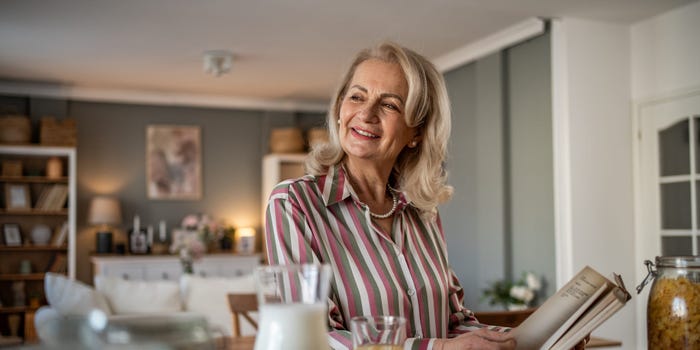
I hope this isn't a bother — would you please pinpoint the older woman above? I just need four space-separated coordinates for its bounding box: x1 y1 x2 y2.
265 42 514 350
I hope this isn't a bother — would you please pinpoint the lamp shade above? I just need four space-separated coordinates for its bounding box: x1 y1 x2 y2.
88 196 122 226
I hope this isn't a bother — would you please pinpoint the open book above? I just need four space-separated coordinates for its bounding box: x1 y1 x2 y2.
509 266 631 350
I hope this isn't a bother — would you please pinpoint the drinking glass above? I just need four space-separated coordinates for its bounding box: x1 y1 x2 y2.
254 264 332 350
351 315 407 350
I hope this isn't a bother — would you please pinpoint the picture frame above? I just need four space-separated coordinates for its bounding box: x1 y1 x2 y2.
236 235 256 254
4 183 31 210
3 223 22 246
146 125 202 200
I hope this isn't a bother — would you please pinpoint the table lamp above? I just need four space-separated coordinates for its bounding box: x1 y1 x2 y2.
88 196 122 254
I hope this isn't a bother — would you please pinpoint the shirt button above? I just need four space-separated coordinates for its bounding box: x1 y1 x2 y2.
416 333 422 338
407 289 415 296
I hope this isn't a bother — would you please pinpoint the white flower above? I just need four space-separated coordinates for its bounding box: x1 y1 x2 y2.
510 285 535 304
526 272 542 291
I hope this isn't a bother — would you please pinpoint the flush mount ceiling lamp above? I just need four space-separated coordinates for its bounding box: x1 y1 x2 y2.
203 50 233 77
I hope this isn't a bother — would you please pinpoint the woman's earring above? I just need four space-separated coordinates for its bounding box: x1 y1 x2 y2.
409 141 417 147
337 119 341 125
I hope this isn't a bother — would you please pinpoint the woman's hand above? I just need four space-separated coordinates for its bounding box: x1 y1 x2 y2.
433 329 516 350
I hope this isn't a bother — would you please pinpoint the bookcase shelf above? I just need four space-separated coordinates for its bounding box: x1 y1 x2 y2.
0 145 76 343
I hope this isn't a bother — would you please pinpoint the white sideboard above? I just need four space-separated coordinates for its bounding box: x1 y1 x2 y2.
91 254 261 281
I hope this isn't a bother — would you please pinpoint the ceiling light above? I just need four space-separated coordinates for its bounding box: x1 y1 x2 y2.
203 50 233 77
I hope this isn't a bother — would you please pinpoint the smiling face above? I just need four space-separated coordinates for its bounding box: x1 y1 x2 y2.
338 59 418 168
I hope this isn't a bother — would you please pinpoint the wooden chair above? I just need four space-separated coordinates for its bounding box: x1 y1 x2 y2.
227 293 259 337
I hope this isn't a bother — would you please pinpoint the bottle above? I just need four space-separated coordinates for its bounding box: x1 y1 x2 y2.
637 256 700 349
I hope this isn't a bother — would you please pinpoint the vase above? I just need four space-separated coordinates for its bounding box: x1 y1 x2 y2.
181 259 194 274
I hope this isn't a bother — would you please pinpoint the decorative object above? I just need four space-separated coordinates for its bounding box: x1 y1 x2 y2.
3 223 22 246
482 271 543 311
170 213 227 273
203 50 233 77
88 196 122 254
269 127 304 153
11 281 25 307
4 183 30 210
1 160 22 177
19 260 32 274
146 125 201 200
45 157 63 179
235 227 256 254
30 224 52 245
7 314 20 337
39 116 77 146
128 215 149 254
0 115 31 144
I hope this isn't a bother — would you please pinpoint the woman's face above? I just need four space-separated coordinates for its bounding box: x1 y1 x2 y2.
338 59 417 167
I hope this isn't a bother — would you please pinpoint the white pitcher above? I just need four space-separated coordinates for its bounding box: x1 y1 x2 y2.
254 264 332 350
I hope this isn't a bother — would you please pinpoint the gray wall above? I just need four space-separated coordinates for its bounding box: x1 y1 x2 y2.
0 96 324 283
441 33 554 310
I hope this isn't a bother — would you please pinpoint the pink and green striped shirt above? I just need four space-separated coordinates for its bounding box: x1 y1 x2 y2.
265 164 502 350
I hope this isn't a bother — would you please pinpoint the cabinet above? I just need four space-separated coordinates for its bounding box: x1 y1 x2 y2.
0 145 76 343
91 254 261 281
261 153 307 216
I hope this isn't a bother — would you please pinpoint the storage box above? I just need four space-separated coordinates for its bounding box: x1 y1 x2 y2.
1 160 23 177
40 117 77 146
0 115 31 144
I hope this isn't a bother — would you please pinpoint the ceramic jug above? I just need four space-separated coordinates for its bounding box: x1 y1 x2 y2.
254 264 332 350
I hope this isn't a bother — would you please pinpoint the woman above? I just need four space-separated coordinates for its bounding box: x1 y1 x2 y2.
265 41 515 350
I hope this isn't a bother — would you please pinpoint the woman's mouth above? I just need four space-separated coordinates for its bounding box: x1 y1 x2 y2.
352 127 379 139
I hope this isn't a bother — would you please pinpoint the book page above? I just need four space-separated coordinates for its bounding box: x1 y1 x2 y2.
509 266 610 350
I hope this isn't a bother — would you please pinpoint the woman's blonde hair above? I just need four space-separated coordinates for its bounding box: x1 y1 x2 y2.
307 41 453 218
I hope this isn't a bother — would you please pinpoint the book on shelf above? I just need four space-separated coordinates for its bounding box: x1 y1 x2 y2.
509 265 631 350
34 184 68 211
51 221 68 247
47 254 67 273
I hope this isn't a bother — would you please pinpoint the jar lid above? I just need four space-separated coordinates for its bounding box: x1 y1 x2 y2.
655 255 700 268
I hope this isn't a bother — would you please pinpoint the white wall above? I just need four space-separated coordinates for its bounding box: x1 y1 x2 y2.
631 1 700 100
552 18 636 348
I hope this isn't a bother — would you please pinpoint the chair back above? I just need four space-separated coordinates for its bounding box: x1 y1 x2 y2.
227 293 258 337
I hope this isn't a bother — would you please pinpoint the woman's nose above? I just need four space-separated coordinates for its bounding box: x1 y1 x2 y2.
357 102 379 122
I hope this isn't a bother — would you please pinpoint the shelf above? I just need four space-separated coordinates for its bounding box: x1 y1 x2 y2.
0 209 67 216
0 306 28 314
0 176 68 183
0 245 67 252
0 273 45 281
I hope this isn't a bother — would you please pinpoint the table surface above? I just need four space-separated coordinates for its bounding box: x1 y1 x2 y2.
223 336 621 349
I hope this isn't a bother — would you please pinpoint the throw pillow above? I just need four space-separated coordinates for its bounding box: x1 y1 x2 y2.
95 276 182 314
44 272 112 316
180 274 256 336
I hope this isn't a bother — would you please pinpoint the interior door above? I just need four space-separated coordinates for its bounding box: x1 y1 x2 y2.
637 90 700 348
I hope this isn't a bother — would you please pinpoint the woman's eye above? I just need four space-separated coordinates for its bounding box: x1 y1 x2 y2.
383 103 399 111
349 95 362 102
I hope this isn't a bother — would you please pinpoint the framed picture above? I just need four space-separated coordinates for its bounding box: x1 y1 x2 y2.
3 223 22 246
4 183 31 210
146 125 202 200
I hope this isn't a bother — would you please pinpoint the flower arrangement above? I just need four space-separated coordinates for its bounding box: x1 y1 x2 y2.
169 213 231 273
482 271 542 311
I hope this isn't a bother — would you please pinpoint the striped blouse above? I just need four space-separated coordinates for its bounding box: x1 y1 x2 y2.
265 164 501 350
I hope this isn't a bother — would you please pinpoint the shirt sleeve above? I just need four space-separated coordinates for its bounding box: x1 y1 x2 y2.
264 184 354 350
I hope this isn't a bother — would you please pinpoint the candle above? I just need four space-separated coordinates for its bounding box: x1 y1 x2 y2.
159 220 166 241
133 215 140 233
147 225 153 246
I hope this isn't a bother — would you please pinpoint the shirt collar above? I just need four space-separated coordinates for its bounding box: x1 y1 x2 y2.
321 163 410 212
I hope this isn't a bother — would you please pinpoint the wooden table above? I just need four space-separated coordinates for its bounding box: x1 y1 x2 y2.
222 335 619 349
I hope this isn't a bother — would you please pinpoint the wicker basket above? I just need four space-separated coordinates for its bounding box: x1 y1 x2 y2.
269 127 304 153
40 116 77 146
0 115 31 144
307 127 329 150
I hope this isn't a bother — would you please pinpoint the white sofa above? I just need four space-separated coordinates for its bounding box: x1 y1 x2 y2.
35 272 258 341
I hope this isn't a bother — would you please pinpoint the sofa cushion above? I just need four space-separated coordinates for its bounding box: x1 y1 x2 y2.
95 276 182 314
45 272 112 316
180 274 256 336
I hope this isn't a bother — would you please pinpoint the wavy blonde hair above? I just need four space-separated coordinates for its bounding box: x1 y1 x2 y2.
307 41 453 218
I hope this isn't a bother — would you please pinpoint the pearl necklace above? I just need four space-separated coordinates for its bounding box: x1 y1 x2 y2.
368 188 399 219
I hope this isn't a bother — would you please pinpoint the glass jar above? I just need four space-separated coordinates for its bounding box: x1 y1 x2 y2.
637 256 700 350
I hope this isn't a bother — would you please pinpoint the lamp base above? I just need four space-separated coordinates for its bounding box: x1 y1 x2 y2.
96 231 113 254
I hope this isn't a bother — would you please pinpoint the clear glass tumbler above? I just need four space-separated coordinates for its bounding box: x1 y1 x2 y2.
351 315 407 350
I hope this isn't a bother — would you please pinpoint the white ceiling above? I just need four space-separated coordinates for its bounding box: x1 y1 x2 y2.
0 0 695 109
